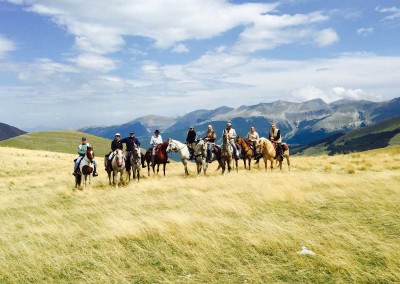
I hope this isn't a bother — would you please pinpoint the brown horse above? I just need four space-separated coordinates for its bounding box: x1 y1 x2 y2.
75 146 95 190
256 138 290 171
144 141 169 176
236 136 254 170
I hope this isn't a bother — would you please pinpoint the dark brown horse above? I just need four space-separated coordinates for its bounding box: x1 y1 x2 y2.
236 136 254 170
144 141 169 176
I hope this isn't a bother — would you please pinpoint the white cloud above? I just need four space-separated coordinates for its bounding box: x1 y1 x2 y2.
172 43 189 53
234 11 330 52
356 27 374 37
69 53 117 72
376 6 400 21
7 0 336 56
0 35 16 59
314 28 339 47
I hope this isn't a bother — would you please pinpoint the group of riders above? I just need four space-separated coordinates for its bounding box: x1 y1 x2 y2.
72 122 284 176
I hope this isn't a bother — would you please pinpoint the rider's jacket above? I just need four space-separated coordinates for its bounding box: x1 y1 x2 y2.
204 130 216 142
120 136 140 151
246 131 259 142
186 130 196 144
223 128 237 142
111 139 123 151
269 128 282 143
78 143 91 156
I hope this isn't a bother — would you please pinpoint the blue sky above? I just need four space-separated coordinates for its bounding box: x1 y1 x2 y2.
0 0 399 130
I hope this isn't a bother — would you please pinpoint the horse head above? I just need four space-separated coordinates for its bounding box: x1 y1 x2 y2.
166 138 176 153
114 149 125 168
86 146 95 163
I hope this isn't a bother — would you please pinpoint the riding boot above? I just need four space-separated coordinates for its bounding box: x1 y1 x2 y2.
93 164 98 177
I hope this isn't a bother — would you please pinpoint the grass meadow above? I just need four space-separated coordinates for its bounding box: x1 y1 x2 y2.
0 145 399 283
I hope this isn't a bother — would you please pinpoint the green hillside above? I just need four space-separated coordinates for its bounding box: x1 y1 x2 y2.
0 130 111 156
296 115 400 155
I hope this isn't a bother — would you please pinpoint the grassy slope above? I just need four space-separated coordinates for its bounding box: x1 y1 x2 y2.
0 130 111 156
298 115 400 156
0 146 399 283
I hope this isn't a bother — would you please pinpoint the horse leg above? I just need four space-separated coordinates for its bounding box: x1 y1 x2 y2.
163 163 166 176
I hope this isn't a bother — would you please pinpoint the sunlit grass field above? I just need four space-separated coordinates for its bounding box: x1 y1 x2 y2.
0 146 399 283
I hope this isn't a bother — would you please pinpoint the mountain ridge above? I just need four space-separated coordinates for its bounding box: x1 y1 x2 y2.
79 97 400 146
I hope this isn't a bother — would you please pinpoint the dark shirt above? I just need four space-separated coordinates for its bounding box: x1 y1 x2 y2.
111 139 123 151
186 130 197 143
120 136 140 151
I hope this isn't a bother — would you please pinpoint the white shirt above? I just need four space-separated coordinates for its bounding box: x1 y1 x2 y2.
150 135 163 146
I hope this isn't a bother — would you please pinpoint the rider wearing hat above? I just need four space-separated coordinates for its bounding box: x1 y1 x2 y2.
150 130 170 166
73 136 98 176
186 126 197 160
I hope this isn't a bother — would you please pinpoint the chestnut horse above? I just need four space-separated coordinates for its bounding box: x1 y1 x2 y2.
144 141 169 176
75 146 95 190
236 136 254 170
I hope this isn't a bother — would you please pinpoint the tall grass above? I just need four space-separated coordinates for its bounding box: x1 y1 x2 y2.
0 146 399 283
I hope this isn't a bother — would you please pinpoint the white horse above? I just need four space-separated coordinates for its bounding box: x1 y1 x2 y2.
194 139 208 175
129 145 141 182
166 138 190 176
75 146 95 190
106 149 125 188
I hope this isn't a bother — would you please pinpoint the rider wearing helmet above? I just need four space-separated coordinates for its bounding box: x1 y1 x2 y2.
105 133 123 170
73 136 98 176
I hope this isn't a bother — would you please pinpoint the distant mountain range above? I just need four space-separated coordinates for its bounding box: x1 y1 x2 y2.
294 114 400 155
80 97 400 147
0 122 26 141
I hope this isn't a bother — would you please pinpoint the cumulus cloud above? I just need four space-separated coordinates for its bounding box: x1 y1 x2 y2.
7 0 337 57
0 35 16 59
69 53 117 72
234 11 330 52
172 43 189 53
314 28 339 47
356 27 374 36
376 6 400 21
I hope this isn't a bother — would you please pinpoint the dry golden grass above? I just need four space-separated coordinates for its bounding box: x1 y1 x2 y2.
0 146 399 283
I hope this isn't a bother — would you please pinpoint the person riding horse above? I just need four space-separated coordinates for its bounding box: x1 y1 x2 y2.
223 122 240 160
73 136 98 176
106 133 123 170
246 126 260 158
120 131 140 170
203 124 216 162
150 130 170 166
186 126 197 160
269 123 284 161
